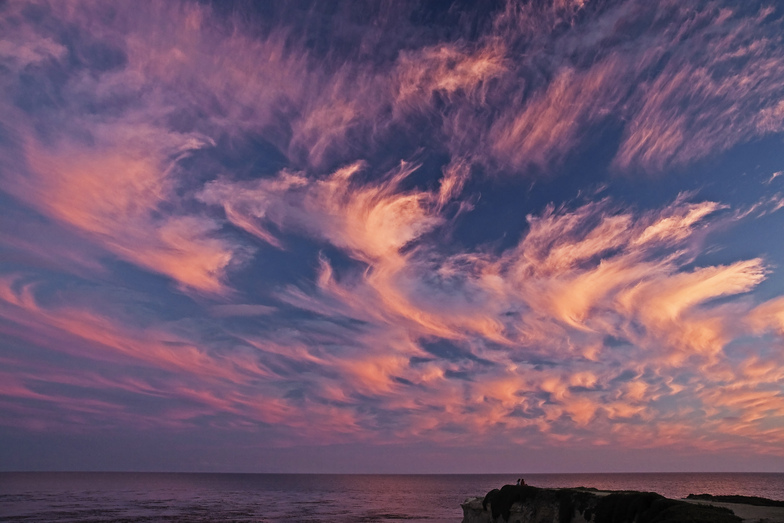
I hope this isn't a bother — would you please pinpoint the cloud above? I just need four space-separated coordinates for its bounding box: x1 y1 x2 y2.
0 274 315 437
746 296 784 335
3 0 784 462
766 171 784 184
395 41 508 110
196 146 784 450
609 3 784 171
201 160 444 263
7 125 242 294
0 32 66 69
489 57 626 170
445 1 784 174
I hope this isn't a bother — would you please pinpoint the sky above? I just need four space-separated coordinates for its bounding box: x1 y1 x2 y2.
2 0 784 474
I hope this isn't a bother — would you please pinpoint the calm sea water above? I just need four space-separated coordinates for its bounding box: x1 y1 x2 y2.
1 472 784 522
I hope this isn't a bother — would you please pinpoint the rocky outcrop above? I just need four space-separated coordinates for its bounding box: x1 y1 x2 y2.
462 485 595 523
462 485 742 523
687 493 784 507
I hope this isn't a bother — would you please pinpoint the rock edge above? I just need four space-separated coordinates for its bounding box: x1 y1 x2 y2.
462 485 743 523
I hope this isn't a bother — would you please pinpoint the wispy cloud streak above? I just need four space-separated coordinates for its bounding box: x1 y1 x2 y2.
2 0 784 467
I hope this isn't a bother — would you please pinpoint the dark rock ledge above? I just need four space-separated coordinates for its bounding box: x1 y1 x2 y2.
461 484 747 523
686 493 784 508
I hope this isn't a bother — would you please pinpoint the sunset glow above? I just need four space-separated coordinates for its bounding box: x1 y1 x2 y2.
2 0 784 473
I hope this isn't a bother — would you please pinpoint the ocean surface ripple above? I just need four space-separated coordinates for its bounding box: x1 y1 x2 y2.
2 472 784 522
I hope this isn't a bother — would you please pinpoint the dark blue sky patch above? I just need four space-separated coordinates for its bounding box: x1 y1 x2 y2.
181 133 291 183
80 40 127 73
444 369 472 381
14 64 69 113
509 404 547 420
611 369 638 384
420 338 493 365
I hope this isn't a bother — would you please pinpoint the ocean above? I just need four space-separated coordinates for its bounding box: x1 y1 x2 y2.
2 472 784 522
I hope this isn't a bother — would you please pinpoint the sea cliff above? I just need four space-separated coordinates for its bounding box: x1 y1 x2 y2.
461 484 745 523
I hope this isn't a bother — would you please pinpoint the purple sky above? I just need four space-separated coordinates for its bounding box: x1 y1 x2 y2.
2 0 784 473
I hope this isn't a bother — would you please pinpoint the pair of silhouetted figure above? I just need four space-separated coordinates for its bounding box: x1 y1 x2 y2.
516 478 526 486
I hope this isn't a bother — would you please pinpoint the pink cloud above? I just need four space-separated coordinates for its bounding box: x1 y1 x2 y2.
612 4 784 171
746 296 784 335
4 0 784 460
304 195 782 448
6 125 243 294
197 157 784 450
489 58 626 171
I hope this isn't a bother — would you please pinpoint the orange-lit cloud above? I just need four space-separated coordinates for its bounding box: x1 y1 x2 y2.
11 132 241 294
195 150 784 452
3 0 784 468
